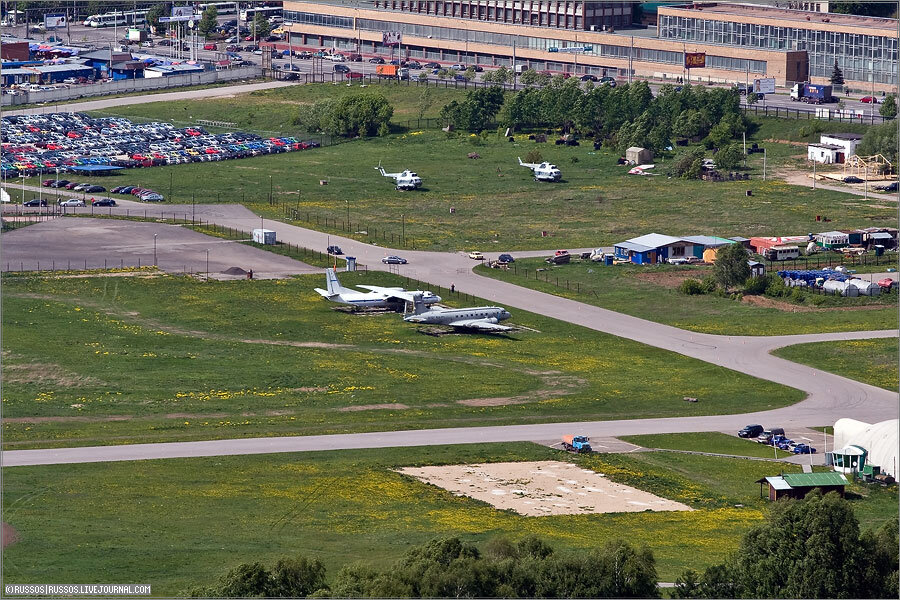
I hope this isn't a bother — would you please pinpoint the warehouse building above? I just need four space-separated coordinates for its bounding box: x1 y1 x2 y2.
282 1 898 90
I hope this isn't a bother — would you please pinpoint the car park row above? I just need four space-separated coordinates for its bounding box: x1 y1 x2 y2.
1 112 320 179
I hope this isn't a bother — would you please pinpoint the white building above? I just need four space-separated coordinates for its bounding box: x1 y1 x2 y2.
820 133 864 157
830 418 898 479
807 143 845 164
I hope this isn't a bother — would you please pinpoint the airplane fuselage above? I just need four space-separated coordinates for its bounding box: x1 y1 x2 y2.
404 306 510 326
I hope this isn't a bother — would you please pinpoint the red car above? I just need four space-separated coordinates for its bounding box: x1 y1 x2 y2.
860 96 878 104
346 71 364 79
41 179 54 186
877 278 897 291
203 43 217 50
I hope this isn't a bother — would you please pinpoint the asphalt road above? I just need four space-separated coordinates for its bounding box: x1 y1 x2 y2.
3 201 896 467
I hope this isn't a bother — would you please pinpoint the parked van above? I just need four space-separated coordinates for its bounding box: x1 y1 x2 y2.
764 245 800 261
514 64 528 74
756 428 785 444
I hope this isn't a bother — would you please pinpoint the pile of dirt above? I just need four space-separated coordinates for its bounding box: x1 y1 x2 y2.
2 522 20 548
221 267 248 275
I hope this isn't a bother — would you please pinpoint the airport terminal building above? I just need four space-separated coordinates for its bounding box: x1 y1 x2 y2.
282 1 898 91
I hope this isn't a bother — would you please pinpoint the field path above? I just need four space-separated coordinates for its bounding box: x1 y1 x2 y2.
2 203 897 466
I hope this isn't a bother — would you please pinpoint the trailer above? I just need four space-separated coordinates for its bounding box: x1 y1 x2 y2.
790 83 833 105
375 64 399 78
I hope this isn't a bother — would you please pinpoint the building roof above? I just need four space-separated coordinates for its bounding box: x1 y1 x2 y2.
729 236 750 242
615 240 655 253
660 2 898 31
816 230 848 238
627 233 691 249
782 472 848 488
869 232 894 240
763 476 792 491
683 235 733 247
822 133 864 141
809 143 844 150
35 63 94 73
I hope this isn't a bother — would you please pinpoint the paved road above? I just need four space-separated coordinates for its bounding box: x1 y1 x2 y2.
3 202 896 467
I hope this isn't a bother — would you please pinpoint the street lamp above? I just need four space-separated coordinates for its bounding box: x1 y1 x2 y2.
153 233 158 266
206 248 210 281
800 437 815 469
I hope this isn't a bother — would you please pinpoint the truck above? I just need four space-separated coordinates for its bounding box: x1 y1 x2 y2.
128 28 147 43
790 82 833 104
375 64 399 78
562 435 592 453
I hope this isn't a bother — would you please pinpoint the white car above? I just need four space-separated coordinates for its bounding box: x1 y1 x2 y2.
468 251 484 260
59 198 86 207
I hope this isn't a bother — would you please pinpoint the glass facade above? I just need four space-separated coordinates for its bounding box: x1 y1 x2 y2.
659 14 898 84
285 9 765 72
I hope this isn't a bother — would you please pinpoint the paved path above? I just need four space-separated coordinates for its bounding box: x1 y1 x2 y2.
2 80 295 117
3 203 897 467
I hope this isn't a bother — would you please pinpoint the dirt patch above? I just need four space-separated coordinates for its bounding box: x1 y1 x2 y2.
397 461 693 516
338 403 409 412
2 352 104 387
632 270 707 289
742 294 890 312
2 523 20 549
458 397 531 407
3 415 133 423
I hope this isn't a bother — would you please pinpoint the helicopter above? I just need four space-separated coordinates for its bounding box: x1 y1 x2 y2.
375 162 423 190
517 157 562 182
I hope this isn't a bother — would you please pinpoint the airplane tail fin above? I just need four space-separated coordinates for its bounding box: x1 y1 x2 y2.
409 292 428 315
325 268 349 295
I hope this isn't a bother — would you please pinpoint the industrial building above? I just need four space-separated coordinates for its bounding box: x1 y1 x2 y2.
282 1 898 90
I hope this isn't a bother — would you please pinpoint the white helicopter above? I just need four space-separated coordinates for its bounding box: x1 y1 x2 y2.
517 157 562 182
375 162 423 190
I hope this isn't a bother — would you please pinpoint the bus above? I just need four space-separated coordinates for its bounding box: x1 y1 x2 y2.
198 2 238 16
84 10 147 28
239 6 282 22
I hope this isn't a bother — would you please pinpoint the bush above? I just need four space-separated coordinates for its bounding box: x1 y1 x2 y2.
679 279 704 295
524 149 543 164
668 147 705 178
764 276 788 298
742 275 768 295
789 288 806 303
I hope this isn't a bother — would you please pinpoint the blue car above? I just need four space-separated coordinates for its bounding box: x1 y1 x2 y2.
792 444 817 454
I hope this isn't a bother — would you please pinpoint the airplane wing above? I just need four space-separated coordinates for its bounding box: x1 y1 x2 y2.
357 285 406 292
447 319 513 332
362 287 424 303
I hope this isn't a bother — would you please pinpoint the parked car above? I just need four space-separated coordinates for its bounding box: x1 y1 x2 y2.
877 182 898 192
41 179 55 187
450 63 466 70
382 255 407 264
792 444 817 454
581 74 598 82
282 72 300 81
72 182 92 191
346 71 364 79
368 57 385 64
668 257 691 265
756 428 785 444
468 251 484 260
472 65 484 72
860 96 878 104
843 176 864 183
406 61 422 69
347 53 362 61
91 197 117 206
203 43 217 51
83 185 106 193
23 198 47 207
738 424 764 438
424 62 441 69
599 76 617 87
498 253 515 263
48 180 70 188
327 245 343 255
59 198 86 207
334 64 351 73
454 74 468 81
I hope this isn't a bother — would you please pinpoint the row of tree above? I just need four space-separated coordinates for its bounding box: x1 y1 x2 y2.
294 94 394 137
438 80 749 155
191 491 898 598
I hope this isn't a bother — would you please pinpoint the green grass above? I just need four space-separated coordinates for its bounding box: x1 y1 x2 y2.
473 258 897 336
620 432 794 459
15 83 886 253
3 444 893 594
1 271 803 449
773 338 898 391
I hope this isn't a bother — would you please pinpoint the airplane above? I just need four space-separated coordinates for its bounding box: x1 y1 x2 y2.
375 162 423 190
403 292 512 332
314 268 441 308
518 157 561 182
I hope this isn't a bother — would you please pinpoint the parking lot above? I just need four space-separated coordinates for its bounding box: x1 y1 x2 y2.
1 217 319 277
2 112 320 180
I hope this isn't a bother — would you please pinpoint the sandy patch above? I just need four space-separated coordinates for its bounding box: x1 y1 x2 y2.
2 352 103 387
742 294 889 312
338 403 409 412
2 523 20 548
397 461 693 516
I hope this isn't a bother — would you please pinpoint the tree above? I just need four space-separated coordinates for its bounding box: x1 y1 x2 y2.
726 491 887 599
218 562 271 597
523 150 543 164
713 243 750 289
519 69 540 86
325 93 393 137
858 120 898 163
439 86 505 130
672 569 702 598
253 11 271 38
146 3 167 34
715 144 743 170
493 66 513 84
830 59 845 86
879 94 897 118
198 4 218 38
416 87 434 120
267 556 328 598
668 147 705 178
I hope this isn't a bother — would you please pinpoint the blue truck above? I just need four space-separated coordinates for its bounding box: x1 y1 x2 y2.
790 83 834 104
562 435 592 453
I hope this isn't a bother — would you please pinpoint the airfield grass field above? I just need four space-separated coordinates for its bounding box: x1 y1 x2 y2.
0 270 804 449
19 83 890 253
773 338 899 391
620 432 794 459
3 443 895 595
473 258 898 335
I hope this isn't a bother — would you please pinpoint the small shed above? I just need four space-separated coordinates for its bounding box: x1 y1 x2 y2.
820 133 863 157
757 472 848 501
747 260 765 277
807 143 845 164
626 147 653 164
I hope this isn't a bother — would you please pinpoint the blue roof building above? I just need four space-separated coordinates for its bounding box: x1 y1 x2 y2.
613 233 699 265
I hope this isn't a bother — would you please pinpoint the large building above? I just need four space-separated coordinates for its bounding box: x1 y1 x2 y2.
282 1 897 91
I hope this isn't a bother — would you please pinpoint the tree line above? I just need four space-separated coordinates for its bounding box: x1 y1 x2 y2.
189 491 898 598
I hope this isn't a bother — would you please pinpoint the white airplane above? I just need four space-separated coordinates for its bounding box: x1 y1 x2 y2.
518 157 561 182
403 293 512 332
314 268 441 308
375 162 423 190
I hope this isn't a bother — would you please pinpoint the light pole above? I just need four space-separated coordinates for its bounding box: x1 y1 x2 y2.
763 147 767 181
346 197 350 229
206 248 209 281
153 233 158 266
800 437 815 469
812 159 816 190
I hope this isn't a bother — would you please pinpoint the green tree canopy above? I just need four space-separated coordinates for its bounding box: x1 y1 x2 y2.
830 60 845 85
252 12 271 38
198 4 218 38
879 94 897 118
146 3 167 34
713 242 750 289
858 120 898 164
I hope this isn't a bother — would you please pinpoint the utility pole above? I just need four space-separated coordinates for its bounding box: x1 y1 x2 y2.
812 159 817 189
763 148 767 181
